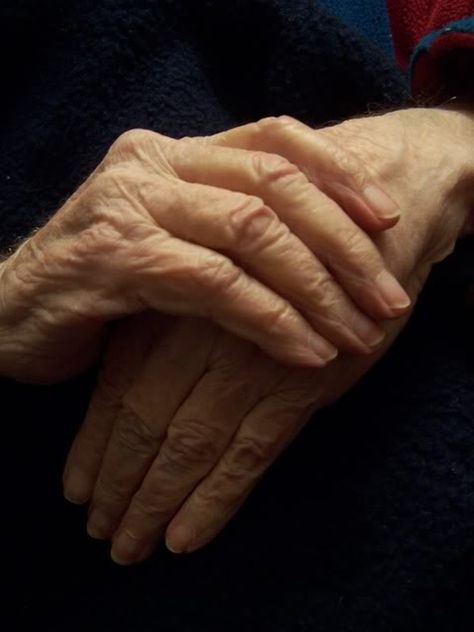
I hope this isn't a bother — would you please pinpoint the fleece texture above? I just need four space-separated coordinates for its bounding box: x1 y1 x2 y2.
315 0 395 56
387 0 474 68
387 0 474 96
3 1 474 631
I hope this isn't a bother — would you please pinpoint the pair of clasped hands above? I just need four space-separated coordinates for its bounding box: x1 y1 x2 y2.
1 107 472 565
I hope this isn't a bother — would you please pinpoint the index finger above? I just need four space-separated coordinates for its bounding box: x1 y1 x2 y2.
207 115 401 231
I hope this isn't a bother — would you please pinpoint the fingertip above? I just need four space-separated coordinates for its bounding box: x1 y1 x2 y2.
111 530 146 565
63 466 92 505
384 303 412 319
110 550 135 566
364 215 400 236
362 185 400 225
165 523 196 554
87 508 115 540
87 522 109 540
294 349 338 369
370 213 401 234
375 270 411 316
356 335 386 356
307 336 338 367
64 491 89 505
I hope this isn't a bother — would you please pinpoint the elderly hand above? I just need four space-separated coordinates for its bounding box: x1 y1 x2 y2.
63 105 474 564
0 120 407 386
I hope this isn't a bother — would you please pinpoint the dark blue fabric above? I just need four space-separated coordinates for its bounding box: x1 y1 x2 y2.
0 0 408 251
317 0 395 56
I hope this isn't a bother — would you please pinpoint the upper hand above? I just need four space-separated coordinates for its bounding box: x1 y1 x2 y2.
0 120 407 384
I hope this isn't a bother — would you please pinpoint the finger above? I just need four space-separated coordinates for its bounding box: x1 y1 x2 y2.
136 176 385 354
207 116 401 231
63 313 159 504
164 392 312 555
86 316 217 540
109 343 281 565
159 137 410 321
83 166 335 367
129 227 337 367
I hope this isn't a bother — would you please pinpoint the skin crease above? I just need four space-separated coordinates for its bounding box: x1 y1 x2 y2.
0 118 414 387
62 106 474 565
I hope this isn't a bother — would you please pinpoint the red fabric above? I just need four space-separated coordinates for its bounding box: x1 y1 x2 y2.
411 32 474 95
387 0 474 68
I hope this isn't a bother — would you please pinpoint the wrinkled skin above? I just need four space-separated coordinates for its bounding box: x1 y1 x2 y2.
63 106 474 564
0 115 412 386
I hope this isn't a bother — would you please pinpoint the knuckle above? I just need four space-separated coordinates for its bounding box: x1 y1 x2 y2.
227 435 276 478
256 115 295 138
272 387 314 408
273 389 307 407
263 301 296 334
160 420 221 473
306 271 338 309
251 151 300 188
111 128 156 154
114 405 158 457
94 478 128 506
337 227 374 264
131 493 169 521
192 480 235 511
109 129 172 176
228 196 281 249
320 228 382 295
332 147 361 179
312 269 335 294
323 140 373 189
196 253 242 296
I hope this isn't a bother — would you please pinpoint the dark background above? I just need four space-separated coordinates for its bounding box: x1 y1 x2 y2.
2 1 474 630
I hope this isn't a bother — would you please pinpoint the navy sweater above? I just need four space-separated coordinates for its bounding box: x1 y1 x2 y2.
3 2 474 631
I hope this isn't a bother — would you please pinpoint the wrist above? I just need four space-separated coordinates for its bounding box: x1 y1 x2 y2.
395 106 474 194
430 104 474 236
418 105 474 236
434 102 474 172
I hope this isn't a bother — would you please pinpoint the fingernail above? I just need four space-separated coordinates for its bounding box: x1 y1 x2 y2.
111 530 145 565
375 270 411 312
63 466 90 505
311 332 339 363
363 185 400 220
166 523 196 554
350 312 386 349
87 509 115 540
